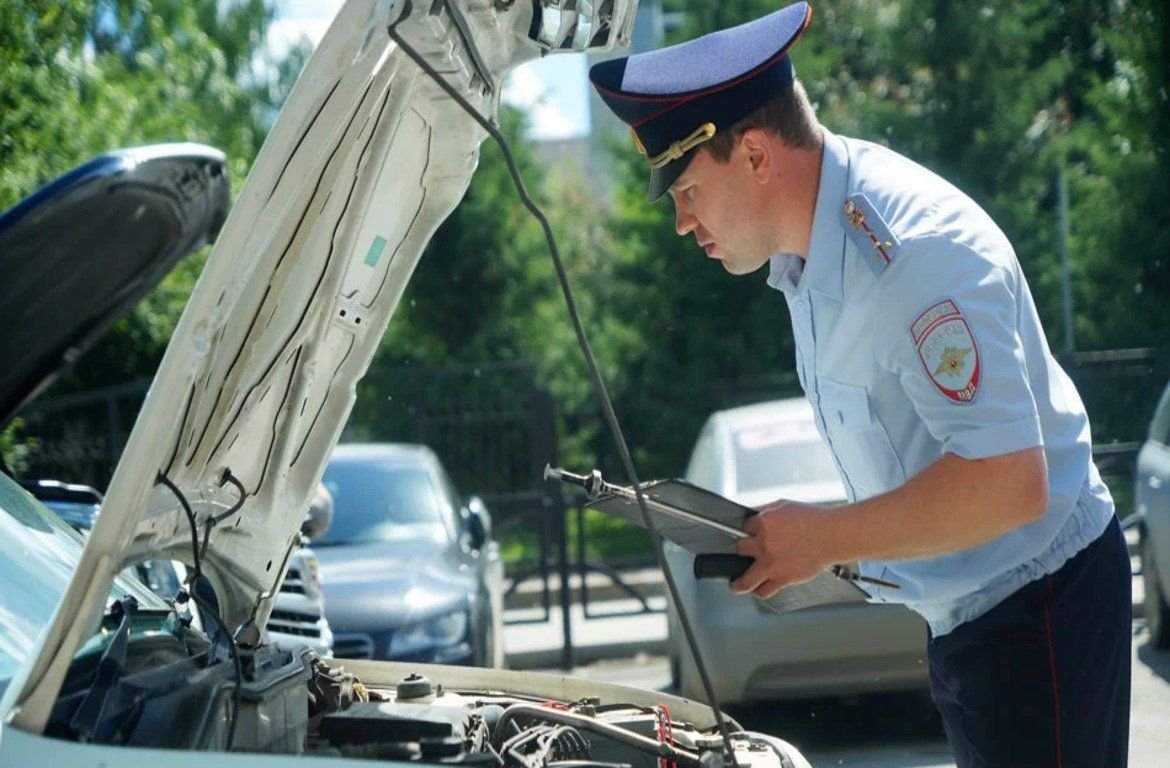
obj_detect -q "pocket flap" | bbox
[819,378,873,429]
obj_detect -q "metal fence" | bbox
[10,348,1168,667]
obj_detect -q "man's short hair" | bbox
[704,79,819,161]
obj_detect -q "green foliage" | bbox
[1,0,298,397]
[632,0,1170,459]
[0,418,35,475]
[499,506,652,567]
[5,0,1167,504]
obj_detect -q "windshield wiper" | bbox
[68,595,138,742]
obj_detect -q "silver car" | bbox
[666,397,929,702]
[1135,379,1170,647]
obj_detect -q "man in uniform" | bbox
[589,3,1131,766]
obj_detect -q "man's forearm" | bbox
[819,446,1049,564]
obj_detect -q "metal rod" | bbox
[545,464,745,538]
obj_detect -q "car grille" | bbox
[332,633,375,659]
[280,563,307,595]
[268,609,324,638]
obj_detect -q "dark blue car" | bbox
[316,442,504,667]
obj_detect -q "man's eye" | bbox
[684,186,696,201]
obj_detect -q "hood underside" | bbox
[6,0,637,734]
[0,144,229,427]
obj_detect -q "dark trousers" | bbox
[927,516,1132,768]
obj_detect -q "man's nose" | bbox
[674,204,697,236]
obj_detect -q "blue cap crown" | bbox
[589,2,812,200]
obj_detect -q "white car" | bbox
[666,398,929,703]
[0,2,812,767]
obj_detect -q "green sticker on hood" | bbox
[364,235,387,267]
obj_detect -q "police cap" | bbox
[589,2,812,201]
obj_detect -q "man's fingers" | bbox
[735,536,760,558]
[729,561,767,595]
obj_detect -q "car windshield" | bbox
[0,472,166,698]
[318,462,448,545]
[733,420,841,494]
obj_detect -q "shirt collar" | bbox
[766,129,850,300]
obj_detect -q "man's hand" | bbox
[726,449,1049,599]
[730,500,836,599]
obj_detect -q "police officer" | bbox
[590,4,1131,766]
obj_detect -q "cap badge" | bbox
[633,122,717,169]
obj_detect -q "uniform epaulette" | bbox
[841,193,900,276]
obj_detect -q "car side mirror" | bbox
[464,495,491,551]
[301,482,334,541]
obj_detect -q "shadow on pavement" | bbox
[1136,635,1170,685]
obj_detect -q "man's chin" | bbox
[720,255,768,276]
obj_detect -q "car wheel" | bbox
[1142,533,1170,649]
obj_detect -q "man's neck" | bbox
[769,129,825,261]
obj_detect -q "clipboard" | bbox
[546,467,876,614]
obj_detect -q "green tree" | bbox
[1,1,297,395]
[1,1,300,476]
[622,0,1170,470]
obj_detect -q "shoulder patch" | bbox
[841,193,900,276]
[911,299,980,403]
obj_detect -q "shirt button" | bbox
[795,299,805,309]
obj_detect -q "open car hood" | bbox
[6,0,637,733]
[0,144,229,427]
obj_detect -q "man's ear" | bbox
[738,128,772,184]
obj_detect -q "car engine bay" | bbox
[42,627,798,768]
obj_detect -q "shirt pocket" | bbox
[818,378,905,499]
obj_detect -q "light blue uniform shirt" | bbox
[768,130,1114,636]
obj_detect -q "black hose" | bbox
[156,473,243,751]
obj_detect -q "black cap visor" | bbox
[648,148,702,202]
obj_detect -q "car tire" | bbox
[1142,533,1170,649]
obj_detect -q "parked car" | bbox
[263,482,337,655]
[317,443,504,667]
[666,397,929,702]
[0,2,812,766]
[1135,378,1170,647]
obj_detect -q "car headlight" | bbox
[530,0,636,53]
[388,610,470,657]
